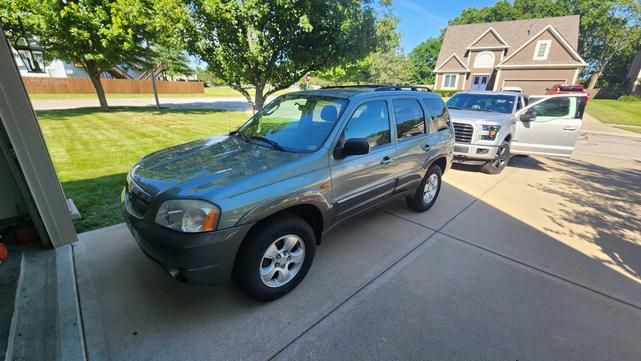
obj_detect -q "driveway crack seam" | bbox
[440,230,641,311]
[267,231,441,360]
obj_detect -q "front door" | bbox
[330,99,397,218]
[472,75,489,90]
[511,95,586,157]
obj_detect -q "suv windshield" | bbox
[446,93,515,114]
[237,95,348,152]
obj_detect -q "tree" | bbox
[408,37,442,85]
[152,45,193,80]
[187,0,382,111]
[370,49,409,84]
[2,0,189,110]
[448,0,641,89]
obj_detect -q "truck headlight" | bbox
[481,125,501,140]
[155,200,220,233]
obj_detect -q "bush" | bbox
[618,95,641,102]
[432,90,457,98]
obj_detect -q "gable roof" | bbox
[433,53,470,73]
[467,27,509,50]
[497,24,586,67]
[435,15,581,69]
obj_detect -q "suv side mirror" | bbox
[341,138,369,157]
[520,109,537,122]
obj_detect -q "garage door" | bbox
[502,79,565,96]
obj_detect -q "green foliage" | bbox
[187,0,382,110]
[432,90,457,98]
[2,0,190,109]
[369,49,409,84]
[448,0,641,89]
[152,45,193,79]
[408,37,442,85]
[618,95,641,102]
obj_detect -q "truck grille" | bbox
[453,122,473,143]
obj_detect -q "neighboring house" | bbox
[434,15,586,95]
[626,50,641,94]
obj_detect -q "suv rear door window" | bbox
[344,100,391,149]
[393,98,426,139]
[422,97,450,131]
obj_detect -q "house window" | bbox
[533,40,551,60]
[442,74,458,89]
[473,51,495,68]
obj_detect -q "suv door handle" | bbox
[562,126,577,131]
[422,143,431,151]
[380,156,392,165]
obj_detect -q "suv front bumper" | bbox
[123,205,253,286]
[453,143,499,164]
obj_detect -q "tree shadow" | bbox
[530,157,641,281]
[452,154,547,173]
[61,173,127,233]
[36,106,240,121]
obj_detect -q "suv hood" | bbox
[130,135,306,196]
[449,109,512,125]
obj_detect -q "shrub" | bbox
[618,95,641,102]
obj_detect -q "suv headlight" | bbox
[155,200,220,233]
[481,125,501,140]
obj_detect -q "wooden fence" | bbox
[22,77,204,94]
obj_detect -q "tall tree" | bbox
[448,0,641,89]
[1,0,189,110]
[187,0,382,111]
[408,37,442,85]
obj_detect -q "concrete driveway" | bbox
[73,131,641,360]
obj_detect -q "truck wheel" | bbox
[481,141,510,174]
[406,164,442,212]
[233,215,316,301]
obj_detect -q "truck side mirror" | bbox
[520,109,537,122]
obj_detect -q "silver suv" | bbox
[446,91,586,174]
[123,86,454,300]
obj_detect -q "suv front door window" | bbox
[330,100,396,217]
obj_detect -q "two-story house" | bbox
[433,15,586,95]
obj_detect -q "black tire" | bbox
[406,164,443,212]
[481,140,511,174]
[233,215,316,301]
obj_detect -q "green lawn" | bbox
[29,86,298,100]
[586,99,641,127]
[37,107,249,232]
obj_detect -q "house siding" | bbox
[465,49,504,90]
[500,28,580,65]
[470,31,505,48]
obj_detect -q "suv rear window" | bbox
[393,98,426,139]
[422,97,450,131]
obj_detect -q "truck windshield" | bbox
[446,93,515,114]
[237,95,349,153]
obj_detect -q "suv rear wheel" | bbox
[406,164,442,212]
[233,215,316,301]
[481,140,510,174]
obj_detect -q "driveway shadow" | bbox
[530,158,641,281]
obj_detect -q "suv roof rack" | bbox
[322,84,432,92]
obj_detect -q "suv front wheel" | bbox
[233,215,316,301]
[406,164,442,212]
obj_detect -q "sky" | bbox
[394,0,500,52]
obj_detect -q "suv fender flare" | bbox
[235,190,332,231]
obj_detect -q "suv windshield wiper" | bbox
[249,135,285,151]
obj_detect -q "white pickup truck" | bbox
[446,91,587,174]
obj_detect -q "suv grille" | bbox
[126,179,152,218]
[453,122,473,143]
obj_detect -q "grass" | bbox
[613,125,641,134]
[586,99,641,127]
[28,86,297,100]
[37,107,249,232]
